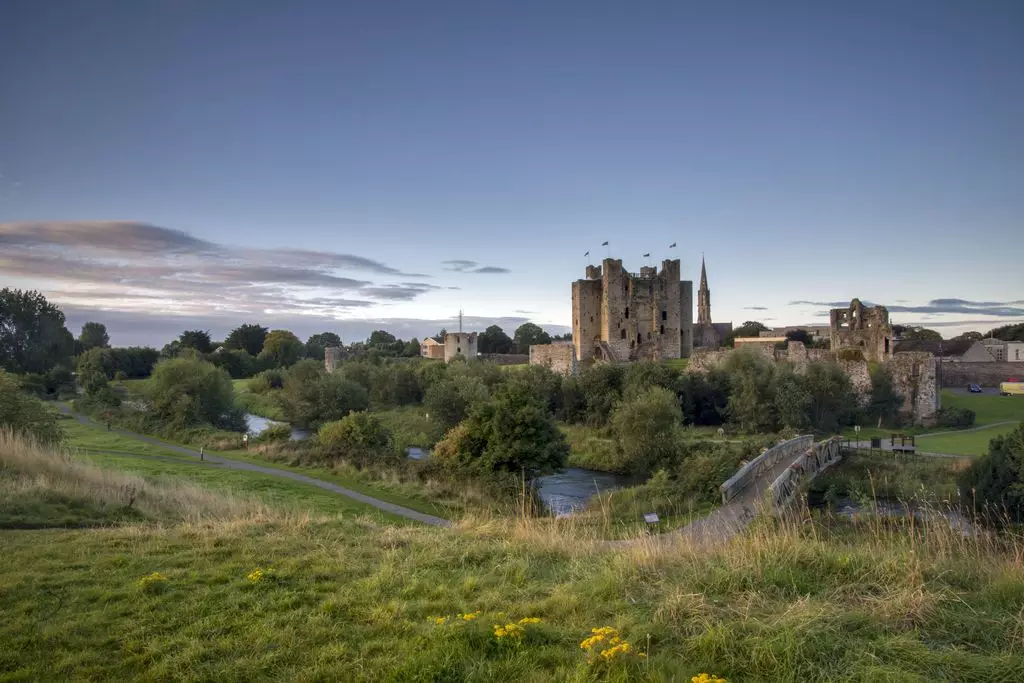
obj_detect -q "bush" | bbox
[0,370,64,445]
[254,423,292,443]
[423,375,489,437]
[279,362,369,429]
[147,358,243,430]
[433,381,568,478]
[610,386,684,475]
[959,423,1024,523]
[248,369,285,394]
[317,412,393,465]
[937,406,976,429]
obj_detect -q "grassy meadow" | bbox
[2,427,1023,681]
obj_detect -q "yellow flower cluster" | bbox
[493,617,543,643]
[457,611,481,621]
[580,626,647,661]
[137,572,168,593]
[247,567,275,584]
[692,674,728,683]
[428,616,449,626]
[428,610,481,626]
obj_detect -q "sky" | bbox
[1,0,1022,346]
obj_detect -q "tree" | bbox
[76,348,118,397]
[678,370,729,426]
[987,323,1024,343]
[258,330,304,368]
[208,348,258,379]
[866,365,903,428]
[479,325,514,354]
[802,361,857,433]
[622,361,680,399]
[78,322,110,352]
[423,375,489,436]
[725,320,769,346]
[433,381,568,478]
[305,332,342,360]
[611,386,684,474]
[368,330,397,347]
[959,424,1024,524]
[224,324,268,356]
[954,331,984,342]
[403,338,421,357]
[178,330,213,354]
[370,364,423,407]
[0,288,75,375]
[513,323,551,354]
[773,366,811,430]
[897,326,942,342]
[0,370,64,445]
[723,348,778,432]
[278,360,370,429]
[148,358,240,429]
[785,329,811,345]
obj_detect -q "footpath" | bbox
[57,405,451,528]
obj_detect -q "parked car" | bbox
[968,384,983,393]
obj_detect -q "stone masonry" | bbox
[829,298,894,363]
[529,341,577,376]
[443,332,478,362]
[572,257,692,364]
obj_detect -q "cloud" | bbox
[743,306,768,311]
[0,220,445,320]
[442,259,510,274]
[790,298,1024,318]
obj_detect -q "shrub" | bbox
[0,370,64,445]
[254,423,292,443]
[959,423,1024,523]
[610,386,684,475]
[317,412,392,465]
[147,358,242,430]
[423,375,489,437]
[279,362,369,429]
[248,369,285,394]
[937,406,976,429]
[433,381,568,478]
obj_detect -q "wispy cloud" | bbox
[441,259,510,274]
[744,306,768,311]
[790,298,1024,318]
[0,220,444,320]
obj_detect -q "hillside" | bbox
[2,429,1024,681]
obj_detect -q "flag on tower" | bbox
[584,251,589,257]
[643,253,650,257]
[669,242,677,248]
[601,241,609,246]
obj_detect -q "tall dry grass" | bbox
[0,428,278,524]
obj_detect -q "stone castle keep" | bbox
[571,257,693,363]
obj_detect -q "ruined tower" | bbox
[571,257,693,363]
[697,255,711,326]
[829,298,893,362]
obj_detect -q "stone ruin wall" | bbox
[686,342,939,424]
[443,332,478,362]
[572,278,602,363]
[529,342,578,376]
[478,353,530,366]
[940,361,1022,388]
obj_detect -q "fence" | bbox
[719,434,813,504]
[768,437,844,510]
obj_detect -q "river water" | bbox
[244,413,311,441]
[535,467,635,517]
[813,496,976,534]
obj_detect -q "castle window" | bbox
[661,310,667,321]
[637,333,642,345]
[625,307,629,319]
[620,329,626,340]
[457,347,461,353]
[660,325,664,335]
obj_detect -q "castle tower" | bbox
[697,255,711,326]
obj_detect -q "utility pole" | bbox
[459,309,463,334]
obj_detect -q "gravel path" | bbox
[58,405,451,528]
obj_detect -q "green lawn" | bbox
[941,390,1024,425]
[916,422,1019,457]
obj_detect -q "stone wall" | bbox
[478,353,529,366]
[837,360,872,406]
[720,435,813,503]
[572,279,602,363]
[940,361,1023,388]
[529,342,577,376]
[829,298,893,363]
[324,346,346,373]
[887,352,940,423]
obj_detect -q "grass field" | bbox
[916,422,1019,457]
[3,428,1024,681]
[941,390,1024,425]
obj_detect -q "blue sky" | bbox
[1,0,1021,346]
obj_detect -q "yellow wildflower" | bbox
[137,572,168,594]
[600,642,632,659]
[692,675,728,683]
[428,616,449,625]
[457,611,480,621]
[518,617,542,625]
[247,567,276,584]
[580,626,620,651]
[493,622,525,643]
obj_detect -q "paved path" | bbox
[57,405,451,528]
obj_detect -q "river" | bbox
[244,413,311,441]
[535,467,636,517]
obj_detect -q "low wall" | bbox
[528,343,577,376]
[940,361,1022,388]
[719,434,813,503]
[769,437,843,510]
[479,353,530,366]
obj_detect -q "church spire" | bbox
[697,255,711,326]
